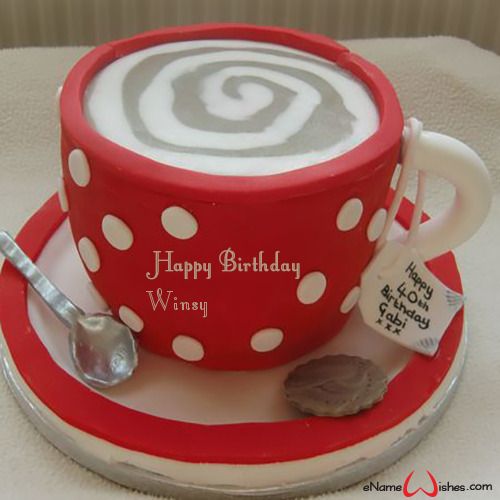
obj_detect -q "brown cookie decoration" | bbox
[284,354,388,417]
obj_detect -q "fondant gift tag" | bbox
[358,240,463,356]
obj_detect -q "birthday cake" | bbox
[0,24,491,498]
[59,25,402,370]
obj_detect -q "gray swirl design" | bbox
[120,48,356,157]
[84,40,379,175]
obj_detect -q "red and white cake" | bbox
[59,24,403,370]
[0,24,491,498]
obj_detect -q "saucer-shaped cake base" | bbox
[0,196,465,498]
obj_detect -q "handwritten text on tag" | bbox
[358,241,463,356]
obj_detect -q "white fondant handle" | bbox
[400,130,491,261]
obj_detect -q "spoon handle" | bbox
[0,230,83,328]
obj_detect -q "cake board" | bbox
[0,195,466,499]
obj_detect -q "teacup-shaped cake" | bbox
[59,25,490,370]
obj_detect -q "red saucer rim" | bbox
[0,195,463,465]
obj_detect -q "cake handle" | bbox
[380,119,492,260]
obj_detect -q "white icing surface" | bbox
[27,219,413,424]
[101,214,134,250]
[77,236,100,272]
[68,149,91,187]
[84,40,379,176]
[367,208,388,242]
[296,271,327,305]
[87,282,108,310]
[57,177,68,212]
[340,286,361,314]
[118,305,144,333]
[337,198,363,231]
[250,328,284,352]
[161,206,198,240]
[171,335,205,362]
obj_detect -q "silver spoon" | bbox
[0,231,138,389]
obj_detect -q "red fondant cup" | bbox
[59,25,491,370]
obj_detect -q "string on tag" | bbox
[359,118,465,356]
[376,117,425,251]
[406,168,426,246]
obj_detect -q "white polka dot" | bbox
[297,271,327,304]
[161,206,198,240]
[340,286,361,314]
[251,328,284,352]
[337,198,363,231]
[102,214,133,250]
[367,208,388,242]
[57,177,68,212]
[78,237,100,272]
[68,149,91,187]
[86,282,108,310]
[118,305,144,333]
[172,335,204,362]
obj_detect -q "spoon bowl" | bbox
[70,314,138,389]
